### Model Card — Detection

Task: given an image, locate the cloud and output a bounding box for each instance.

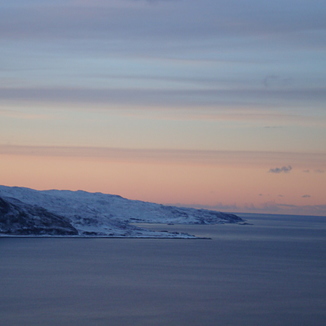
[303,169,325,174]
[1,87,325,115]
[269,165,292,174]
[1,145,325,169]
[1,0,326,49]
[263,75,292,88]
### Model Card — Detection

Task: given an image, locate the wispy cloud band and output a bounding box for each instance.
[1,87,325,113]
[1,145,325,168]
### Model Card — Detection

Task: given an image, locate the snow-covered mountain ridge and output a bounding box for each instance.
[0,185,243,238]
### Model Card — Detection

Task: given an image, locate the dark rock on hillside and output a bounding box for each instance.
[0,196,78,236]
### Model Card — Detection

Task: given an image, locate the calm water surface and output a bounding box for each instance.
[1,213,326,326]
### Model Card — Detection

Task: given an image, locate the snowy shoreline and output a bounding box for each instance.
[0,235,211,239]
[0,185,242,238]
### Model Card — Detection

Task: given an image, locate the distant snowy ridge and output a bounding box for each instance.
[0,185,242,238]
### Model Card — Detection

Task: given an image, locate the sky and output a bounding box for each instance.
[1,0,326,216]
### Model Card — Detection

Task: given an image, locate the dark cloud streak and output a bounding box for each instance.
[0,0,325,43]
[0,87,325,109]
[269,165,292,173]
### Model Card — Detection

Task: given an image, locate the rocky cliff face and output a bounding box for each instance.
[0,196,78,235]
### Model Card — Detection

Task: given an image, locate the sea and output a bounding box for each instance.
[1,213,326,326]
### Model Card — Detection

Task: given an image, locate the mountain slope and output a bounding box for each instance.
[0,196,78,235]
[0,185,242,237]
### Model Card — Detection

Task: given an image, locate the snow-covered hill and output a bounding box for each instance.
[0,185,242,238]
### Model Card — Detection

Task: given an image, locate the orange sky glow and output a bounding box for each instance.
[1,146,325,215]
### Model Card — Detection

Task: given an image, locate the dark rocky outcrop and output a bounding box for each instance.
[0,196,78,235]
